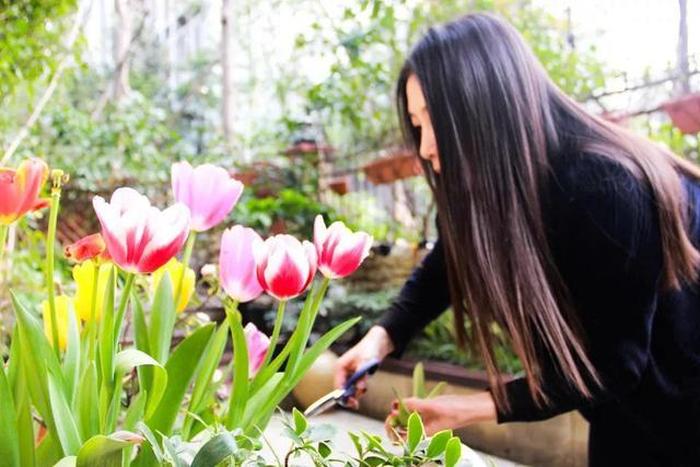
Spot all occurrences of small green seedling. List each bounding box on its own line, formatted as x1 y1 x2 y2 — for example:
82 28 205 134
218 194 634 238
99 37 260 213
389 362 447 429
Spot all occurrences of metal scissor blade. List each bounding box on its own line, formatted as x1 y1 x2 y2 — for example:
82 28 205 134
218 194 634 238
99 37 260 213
304 389 345 417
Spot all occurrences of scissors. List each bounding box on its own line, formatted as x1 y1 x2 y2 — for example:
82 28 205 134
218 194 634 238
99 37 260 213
303 358 380 417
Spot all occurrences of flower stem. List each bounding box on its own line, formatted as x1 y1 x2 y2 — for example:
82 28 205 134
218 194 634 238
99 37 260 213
262 300 286 370
175 230 196 308
87 260 99 361
46 181 62 356
0 224 8 286
112 272 135 346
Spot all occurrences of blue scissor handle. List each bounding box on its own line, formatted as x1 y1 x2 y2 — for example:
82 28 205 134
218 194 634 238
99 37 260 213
341 358 381 402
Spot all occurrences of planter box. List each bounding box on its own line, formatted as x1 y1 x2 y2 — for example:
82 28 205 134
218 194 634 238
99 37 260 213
362 357 589 467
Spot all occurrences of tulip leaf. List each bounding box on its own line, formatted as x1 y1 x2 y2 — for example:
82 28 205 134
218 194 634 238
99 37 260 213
99 268 117 388
183 322 229 440
241 373 283 429
54 456 77 467
11 292 69 450
244 316 360 433
14 368 35 467
149 274 176 365
76 363 99 441
48 370 83 455
131 292 152 397
63 303 81 404
225 307 249 430
115 349 167 418
123 391 147 465
75 432 143 467
190 432 238 467
145 323 216 436
0 364 20 467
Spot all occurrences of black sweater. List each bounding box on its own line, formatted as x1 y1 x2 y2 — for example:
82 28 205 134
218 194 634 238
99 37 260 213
377 151 700 466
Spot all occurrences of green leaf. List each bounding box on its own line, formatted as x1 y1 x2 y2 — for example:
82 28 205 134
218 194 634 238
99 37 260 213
54 456 77 467
148 274 176 364
444 437 462 467
318 441 331 458
244 316 360 433
426 382 447 399
241 373 283 429
292 408 308 436
114 349 167 418
0 364 20 467
406 412 423 454
123 392 147 467
145 323 216 436
75 432 144 467
76 363 99 441
135 422 164 463
11 292 53 423
14 368 35 467
48 370 82 455
412 362 425 398
426 429 452 458
183 322 228 439
98 268 117 388
190 432 238 467
132 291 152 398
225 307 248 430
348 432 363 457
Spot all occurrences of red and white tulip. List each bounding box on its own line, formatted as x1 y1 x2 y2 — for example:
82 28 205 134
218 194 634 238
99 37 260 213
254 234 317 301
92 188 190 274
313 215 372 279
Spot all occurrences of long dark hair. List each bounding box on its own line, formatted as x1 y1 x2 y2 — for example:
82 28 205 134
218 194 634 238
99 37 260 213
396 12 700 412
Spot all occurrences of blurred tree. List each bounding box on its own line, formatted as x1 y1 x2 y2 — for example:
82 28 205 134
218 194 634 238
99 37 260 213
0 0 79 104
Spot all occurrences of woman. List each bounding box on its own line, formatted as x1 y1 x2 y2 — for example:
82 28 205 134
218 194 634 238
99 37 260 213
334 12 700 466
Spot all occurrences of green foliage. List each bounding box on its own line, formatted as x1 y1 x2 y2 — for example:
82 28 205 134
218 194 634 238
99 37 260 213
292 0 608 152
0 0 78 103
405 311 523 374
278 409 470 467
237 188 338 238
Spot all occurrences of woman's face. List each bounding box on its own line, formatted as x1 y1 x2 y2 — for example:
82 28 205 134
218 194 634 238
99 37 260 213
406 74 441 173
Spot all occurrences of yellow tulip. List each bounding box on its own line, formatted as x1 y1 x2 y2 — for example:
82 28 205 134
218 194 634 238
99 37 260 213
73 262 113 322
42 295 75 351
152 258 195 313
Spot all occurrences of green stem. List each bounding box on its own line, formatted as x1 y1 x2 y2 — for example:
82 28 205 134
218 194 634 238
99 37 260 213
175 231 196 306
262 300 286 370
46 188 61 356
112 272 135 347
0 224 8 286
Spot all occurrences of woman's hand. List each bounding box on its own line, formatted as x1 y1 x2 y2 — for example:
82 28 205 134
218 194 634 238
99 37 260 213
334 325 395 409
385 392 498 438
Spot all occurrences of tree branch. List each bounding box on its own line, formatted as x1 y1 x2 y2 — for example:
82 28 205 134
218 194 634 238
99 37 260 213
1 0 94 165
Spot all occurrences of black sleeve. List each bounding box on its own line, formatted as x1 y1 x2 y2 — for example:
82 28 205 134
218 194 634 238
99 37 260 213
376 237 451 357
497 155 664 423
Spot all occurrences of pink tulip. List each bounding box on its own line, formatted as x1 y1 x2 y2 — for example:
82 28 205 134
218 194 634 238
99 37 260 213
92 188 190 274
0 158 49 225
244 322 270 378
172 161 244 232
313 215 373 279
219 225 264 303
254 234 317 301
